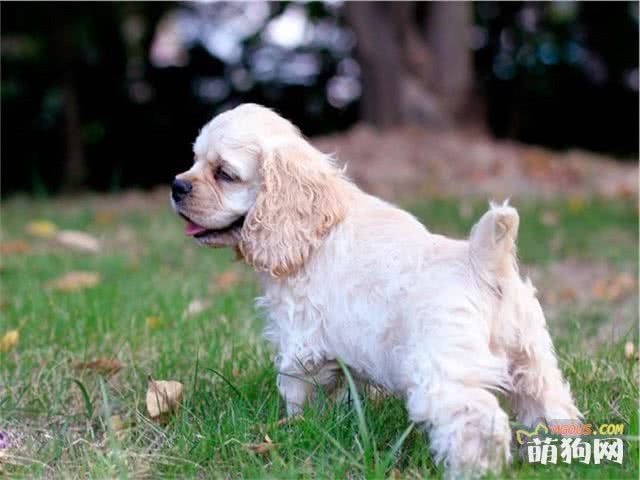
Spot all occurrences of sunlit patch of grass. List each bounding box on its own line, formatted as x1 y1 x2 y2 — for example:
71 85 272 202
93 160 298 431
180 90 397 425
0 193 637 478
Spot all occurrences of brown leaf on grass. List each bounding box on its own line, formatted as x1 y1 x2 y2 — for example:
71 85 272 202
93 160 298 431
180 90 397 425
211 270 241 292
185 298 211 317
47 271 101 292
559 287 577 302
145 316 162 329
615 184 634 200
0 240 30 255
567 196 585 213
146 379 184 420
74 358 122 376
251 415 303 433
592 273 636 302
244 434 275 455
523 150 553 178
0 330 19 353
94 210 115 225
109 415 131 440
26 220 57 238
624 341 635 360
276 415 304 427
606 273 636 301
110 415 126 431
390 468 402 480
591 280 607 299
55 230 101 254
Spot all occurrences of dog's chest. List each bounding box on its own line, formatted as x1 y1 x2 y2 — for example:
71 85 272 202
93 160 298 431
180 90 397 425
258 273 406 389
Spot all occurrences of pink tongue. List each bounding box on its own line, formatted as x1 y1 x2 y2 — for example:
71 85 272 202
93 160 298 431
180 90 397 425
184 221 208 236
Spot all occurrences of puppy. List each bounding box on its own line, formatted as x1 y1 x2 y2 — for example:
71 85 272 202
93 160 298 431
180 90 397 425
172 104 580 477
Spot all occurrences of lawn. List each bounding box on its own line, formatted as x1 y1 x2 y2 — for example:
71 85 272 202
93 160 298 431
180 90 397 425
0 191 638 479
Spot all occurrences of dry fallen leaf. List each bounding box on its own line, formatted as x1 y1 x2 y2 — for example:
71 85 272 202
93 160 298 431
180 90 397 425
74 358 122 376
0 330 19 353
185 299 210 317
615 184 634 200
606 273 635 301
254 415 304 433
55 230 101 254
109 415 130 440
276 415 304 427
567 196 585 214
0 240 30 255
212 270 241 292
47 271 101 292
592 273 636 302
95 210 115 225
524 150 553 178
559 287 577 302
390 468 402 480
145 316 162 329
591 279 608 299
244 434 275 455
624 341 635 360
146 379 184 419
110 415 125 430
26 220 57 238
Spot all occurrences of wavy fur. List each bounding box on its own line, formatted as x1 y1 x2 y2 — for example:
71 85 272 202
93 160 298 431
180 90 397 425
239 139 347 277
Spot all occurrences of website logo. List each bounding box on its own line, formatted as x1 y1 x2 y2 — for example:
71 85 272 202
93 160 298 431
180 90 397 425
515 421 625 465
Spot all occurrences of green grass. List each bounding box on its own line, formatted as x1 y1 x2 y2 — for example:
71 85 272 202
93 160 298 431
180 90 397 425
0 193 638 479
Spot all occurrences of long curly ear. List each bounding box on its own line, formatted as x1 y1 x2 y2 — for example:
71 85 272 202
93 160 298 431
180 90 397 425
239 140 347 277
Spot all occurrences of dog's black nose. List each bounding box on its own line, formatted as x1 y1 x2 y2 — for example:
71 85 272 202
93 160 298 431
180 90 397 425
172 178 192 201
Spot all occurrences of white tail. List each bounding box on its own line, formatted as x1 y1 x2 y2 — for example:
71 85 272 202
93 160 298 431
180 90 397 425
469 201 520 276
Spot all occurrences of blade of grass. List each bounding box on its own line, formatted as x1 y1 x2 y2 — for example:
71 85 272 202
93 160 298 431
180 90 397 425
69 378 94 420
98 377 127 479
380 422 415 473
337 358 379 472
205 367 254 415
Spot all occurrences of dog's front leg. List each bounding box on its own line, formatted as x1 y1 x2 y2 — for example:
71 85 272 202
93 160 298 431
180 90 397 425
277 371 315 416
276 356 340 416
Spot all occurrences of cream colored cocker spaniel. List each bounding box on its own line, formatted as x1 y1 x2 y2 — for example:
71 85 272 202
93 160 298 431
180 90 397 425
171 103 580 478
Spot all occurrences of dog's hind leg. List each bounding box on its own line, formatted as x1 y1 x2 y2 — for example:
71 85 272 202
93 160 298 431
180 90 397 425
407 381 511 479
470 202 580 426
507 281 581 427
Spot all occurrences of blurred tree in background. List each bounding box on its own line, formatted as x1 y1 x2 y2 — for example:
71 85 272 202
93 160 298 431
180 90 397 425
345 2 478 128
1 1 638 195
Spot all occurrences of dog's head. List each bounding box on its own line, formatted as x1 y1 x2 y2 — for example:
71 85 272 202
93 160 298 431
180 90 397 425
172 103 347 277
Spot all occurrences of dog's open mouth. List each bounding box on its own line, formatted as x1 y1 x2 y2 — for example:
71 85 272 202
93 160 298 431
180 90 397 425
179 213 245 238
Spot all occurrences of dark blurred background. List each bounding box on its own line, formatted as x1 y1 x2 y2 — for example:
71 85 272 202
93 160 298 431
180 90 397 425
1 1 638 195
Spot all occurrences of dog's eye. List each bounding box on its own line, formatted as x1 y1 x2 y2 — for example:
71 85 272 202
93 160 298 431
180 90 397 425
215 166 235 182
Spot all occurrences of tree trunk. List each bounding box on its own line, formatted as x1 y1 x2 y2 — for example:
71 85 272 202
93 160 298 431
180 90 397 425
425 2 474 121
62 79 85 191
57 17 86 191
344 2 405 128
345 2 480 130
